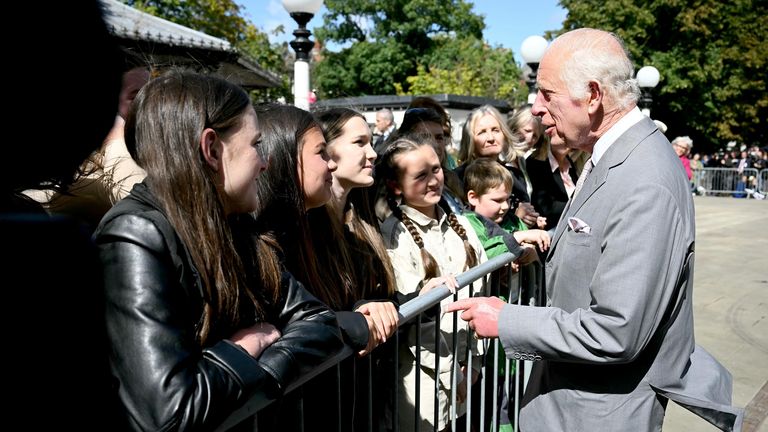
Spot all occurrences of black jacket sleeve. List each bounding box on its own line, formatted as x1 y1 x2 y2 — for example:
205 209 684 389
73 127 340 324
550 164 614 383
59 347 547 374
96 213 343 431
256 271 345 389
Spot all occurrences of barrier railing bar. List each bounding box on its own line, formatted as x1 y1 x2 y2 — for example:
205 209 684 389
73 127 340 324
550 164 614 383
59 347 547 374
217 252 519 431
399 252 517 323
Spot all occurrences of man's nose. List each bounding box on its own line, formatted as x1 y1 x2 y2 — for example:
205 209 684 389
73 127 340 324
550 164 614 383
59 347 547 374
531 91 546 116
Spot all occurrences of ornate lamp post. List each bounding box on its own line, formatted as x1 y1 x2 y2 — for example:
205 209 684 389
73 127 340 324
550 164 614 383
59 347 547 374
636 65 660 117
520 35 548 105
282 0 324 111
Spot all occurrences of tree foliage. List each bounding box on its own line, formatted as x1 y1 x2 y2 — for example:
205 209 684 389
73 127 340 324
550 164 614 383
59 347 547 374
558 0 767 151
396 37 527 105
124 0 292 101
314 0 513 98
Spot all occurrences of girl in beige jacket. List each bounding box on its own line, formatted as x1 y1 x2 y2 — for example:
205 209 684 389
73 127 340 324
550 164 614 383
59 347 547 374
377 133 487 432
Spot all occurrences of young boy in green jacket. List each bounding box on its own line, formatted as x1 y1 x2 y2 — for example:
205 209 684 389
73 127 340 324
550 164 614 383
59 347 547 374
463 158 549 264
462 158 549 432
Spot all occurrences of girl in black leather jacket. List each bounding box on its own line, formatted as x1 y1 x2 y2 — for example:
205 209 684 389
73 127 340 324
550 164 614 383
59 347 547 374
94 71 344 431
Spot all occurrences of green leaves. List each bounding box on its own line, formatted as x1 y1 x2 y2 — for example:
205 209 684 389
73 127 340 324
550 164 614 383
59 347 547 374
313 0 492 97
559 0 767 151
398 37 526 105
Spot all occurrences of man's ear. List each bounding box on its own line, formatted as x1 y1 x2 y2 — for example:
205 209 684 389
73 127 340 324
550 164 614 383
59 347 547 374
587 80 603 114
466 190 479 208
200 128 221 171
386 179 401 197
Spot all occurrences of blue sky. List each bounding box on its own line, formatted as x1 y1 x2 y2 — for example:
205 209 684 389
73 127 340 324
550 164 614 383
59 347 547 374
240 0 567 65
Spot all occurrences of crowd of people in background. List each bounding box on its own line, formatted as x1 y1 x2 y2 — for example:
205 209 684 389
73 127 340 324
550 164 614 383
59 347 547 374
668 135 767 198
693 146 767 171
2 5 745 430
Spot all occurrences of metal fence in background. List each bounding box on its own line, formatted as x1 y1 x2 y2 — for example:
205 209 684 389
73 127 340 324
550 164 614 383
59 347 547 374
692 168 766 199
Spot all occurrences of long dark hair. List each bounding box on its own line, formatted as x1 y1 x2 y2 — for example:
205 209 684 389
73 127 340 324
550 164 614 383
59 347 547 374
314 108 396 302
254 104 344 306
125 70 274 345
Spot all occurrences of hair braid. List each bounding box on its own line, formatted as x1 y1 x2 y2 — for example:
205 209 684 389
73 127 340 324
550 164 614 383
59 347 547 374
379 135 445 283
447 211 479 270
390 199 440 281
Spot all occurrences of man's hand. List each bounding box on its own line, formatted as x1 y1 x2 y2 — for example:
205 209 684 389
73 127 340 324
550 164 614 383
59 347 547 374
444 297 506 338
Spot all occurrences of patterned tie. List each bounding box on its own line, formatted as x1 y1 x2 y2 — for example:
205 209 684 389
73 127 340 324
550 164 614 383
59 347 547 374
572 158 594 199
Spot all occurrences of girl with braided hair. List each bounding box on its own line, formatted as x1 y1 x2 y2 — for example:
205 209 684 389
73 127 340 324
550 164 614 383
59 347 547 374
377 132 488 432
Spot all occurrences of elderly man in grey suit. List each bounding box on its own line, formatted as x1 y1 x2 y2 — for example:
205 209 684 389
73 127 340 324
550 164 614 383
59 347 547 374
446 28 742 431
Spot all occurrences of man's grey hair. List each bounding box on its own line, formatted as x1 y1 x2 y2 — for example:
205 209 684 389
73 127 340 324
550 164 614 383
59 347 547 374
549 28 640 110
377 108 394 122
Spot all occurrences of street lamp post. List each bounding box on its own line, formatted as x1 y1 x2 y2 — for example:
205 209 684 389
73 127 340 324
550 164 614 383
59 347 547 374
636 65 660 117
282 0 323 111
520 35 548 105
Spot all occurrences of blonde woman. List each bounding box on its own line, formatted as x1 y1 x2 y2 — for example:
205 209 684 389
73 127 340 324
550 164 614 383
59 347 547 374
456 105 543 228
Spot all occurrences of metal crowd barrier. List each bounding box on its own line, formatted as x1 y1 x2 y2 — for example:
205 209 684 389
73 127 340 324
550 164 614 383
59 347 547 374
692 167 762 198
215 252 543 431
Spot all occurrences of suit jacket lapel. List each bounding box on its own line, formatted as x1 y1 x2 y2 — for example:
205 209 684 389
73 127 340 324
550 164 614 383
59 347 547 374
546 117 659 261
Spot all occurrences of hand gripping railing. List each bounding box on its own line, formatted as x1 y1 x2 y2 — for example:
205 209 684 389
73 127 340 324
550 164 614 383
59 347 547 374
215 251 521 431
398 252 519 323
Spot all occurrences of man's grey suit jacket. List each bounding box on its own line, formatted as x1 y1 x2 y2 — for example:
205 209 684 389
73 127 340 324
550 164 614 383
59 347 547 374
497 116 743 431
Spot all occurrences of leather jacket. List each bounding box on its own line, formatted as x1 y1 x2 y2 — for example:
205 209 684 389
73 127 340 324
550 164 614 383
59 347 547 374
94 183 344 431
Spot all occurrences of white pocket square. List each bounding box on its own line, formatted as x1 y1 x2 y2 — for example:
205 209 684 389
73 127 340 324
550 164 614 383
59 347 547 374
567 217 591 234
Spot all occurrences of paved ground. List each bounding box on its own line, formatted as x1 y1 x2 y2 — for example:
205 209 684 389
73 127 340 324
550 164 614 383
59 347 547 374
663 196 767 431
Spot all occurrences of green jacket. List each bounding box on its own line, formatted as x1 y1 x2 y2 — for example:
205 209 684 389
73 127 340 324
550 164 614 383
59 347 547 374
464 211 526 259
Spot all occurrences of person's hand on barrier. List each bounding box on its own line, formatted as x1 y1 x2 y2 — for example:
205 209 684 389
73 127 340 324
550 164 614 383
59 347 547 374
355 301 399 343
358 314 382 357
420 274 458 296
532 229 551 251
515 230 550 253
444 297 505 338
517 244 540 266
229 322 281 358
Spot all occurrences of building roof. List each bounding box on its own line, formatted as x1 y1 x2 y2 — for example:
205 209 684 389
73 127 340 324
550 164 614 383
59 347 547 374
102 0 232 52
313 94 513 113
101 0 281 89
